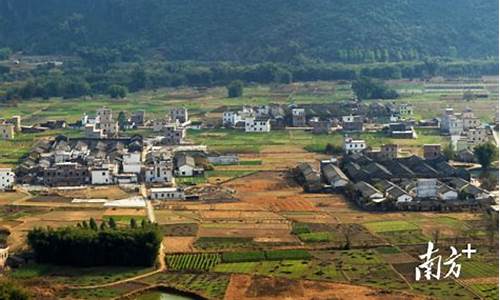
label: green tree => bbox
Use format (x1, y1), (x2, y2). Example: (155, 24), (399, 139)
(107, 84), (127, 98)
(100, 222), (107, 231)
(443, 142), (455, 160)
(474, 142), (498, 169)
(117, 111), (128, 130)
(89, 218), (98, 230)
(130, 218), (137, 229)
(227, 80), (244, 98)
(108, 217), (117, 229)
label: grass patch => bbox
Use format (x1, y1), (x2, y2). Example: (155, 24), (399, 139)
(412, 281), (477, 300)
(363, 220), (420, 233)
(265, 249), (311, 261)
(468, 283), (498, 299)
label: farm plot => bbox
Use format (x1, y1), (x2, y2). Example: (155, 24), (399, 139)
(198, 222), (296, 243)
(195, 237), (257, 251)
(343, 263), (409, 291)
(363, 220), (420, 233)
(411, 281), (477, 300)
(378, 230), (430, 245)
(292, 223), (385, 247)
(159, 223), (198, 236)
(166, 253), (221, 272)
(467, 283), (499, 299)
(460, 260), (499, 278)
(163, 237), (196, 253)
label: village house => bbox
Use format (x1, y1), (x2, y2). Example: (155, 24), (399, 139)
(355, 181), (385, 203)
(438, 183), (458, 201)
(162, 123), (186, 144)
(311, 119), (332, 134)
(122, 151), (142, 174)
(294, 163), (322, 192)
(341, 115), (364, 132)
(321, 163), (349, 188)
(43, 162), (91, 187)
(385, 122), (417, 139)
(0, 123), (15, 140)
(367, 144), (398, 161)
(144, 151), (174, 184)
(416, 178), (438, 198)
(149, 187), (185, 200)
(131, 110), (146, 126)
(245, 117), (271, 132)
(96, 107), (119, 137)
(292, 108), (306, 127)
(0, 168), (15, 191)
(170, 107), (189, 124)
(84, 124), (105, 138)
(343, 137), (366, 154)
(90, 164), (117, 185)
(423, 144), (442, 160)
(175, 154), (203, 177)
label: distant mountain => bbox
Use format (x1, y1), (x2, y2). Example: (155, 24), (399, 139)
(0, 0), (497, 63)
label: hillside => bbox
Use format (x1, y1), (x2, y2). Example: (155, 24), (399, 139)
(0, 0), (498, 63)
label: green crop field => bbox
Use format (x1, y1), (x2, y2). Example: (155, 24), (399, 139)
(222, 251), (266, 263)
(460, 260), (499, 278)
(468, 283), (499, 299)
(265, 249), (312, 261)
(166, 253), (221, 272)
(411, 281), (477, 300)
(364, 220), (420, 233)
(378, 230), (430, 245)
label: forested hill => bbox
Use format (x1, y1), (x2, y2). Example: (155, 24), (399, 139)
(0, 0), (497, 63)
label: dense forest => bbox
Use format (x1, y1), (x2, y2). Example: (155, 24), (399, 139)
(27, 218), (162, 267)
(0, 0), (498, 63)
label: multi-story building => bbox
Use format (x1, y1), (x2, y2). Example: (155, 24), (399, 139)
(163, 123), (186, 144)
(343, 138), (366, 154)
(43, 163), (90, 187)
(0, 124), (15, 140)
(90, 164), (117, 185)
(245, 117), (271, 132)
(131, 110), (146, 126)
(423, 144), (442, 160)
(170, 107), (188, 124)
(379, 144), (398, 160)
(96, 107), (119, 137)
(292, 108), (306, 127)
(122, 151), (142, 174)
(0, 168), (15, 191)
(145, 159), (173, 184)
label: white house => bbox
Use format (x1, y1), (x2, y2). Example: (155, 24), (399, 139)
(416, 179), (438, 198)
(0, 168), (15, 191)
(149, 187), (185, 200)
(245, 117), (271, 132)
(123, 152), (142, 174)
(91, 164), (117, 185)
(175, 155), (196, 177)
(343, 138), (366, 154)
(145, 161), (173, 184)
(222, 111), (239, 126)
(387, 185), (413, 203)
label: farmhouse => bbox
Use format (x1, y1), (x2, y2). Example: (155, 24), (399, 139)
(438, 184), (458, 201)
(423, 144), (442, 160)
(0, 123), (15, 140)
(163, 123), (186, 145)
(341, 115), (364, 132)
(175, 154), (203, 177)
(149, 187), (185, 200)
(294, 163), (322, 192)
(385, 122), (417, 139)
(90, 164), (117, 185)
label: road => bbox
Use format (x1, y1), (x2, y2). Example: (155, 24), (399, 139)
(141, 184), (156, 223)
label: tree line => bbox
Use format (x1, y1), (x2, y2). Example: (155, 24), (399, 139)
(2, 59), (497, 101)
(27, 218), (162, 267)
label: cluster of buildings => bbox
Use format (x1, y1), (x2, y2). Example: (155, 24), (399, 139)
(221, 102), (416, 137)
(440, 107), (490, 152)
(13, 133), (206, 200)
(294, 142), (492, 211)
(82, 107), (190, 145)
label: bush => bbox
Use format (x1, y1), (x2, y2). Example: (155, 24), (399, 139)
(107, 84), (127, 98)
(0, 279), (30, 300)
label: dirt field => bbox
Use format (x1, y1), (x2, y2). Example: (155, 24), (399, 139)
(224, 274), (424, 300)
(163, 237), (196, 253)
